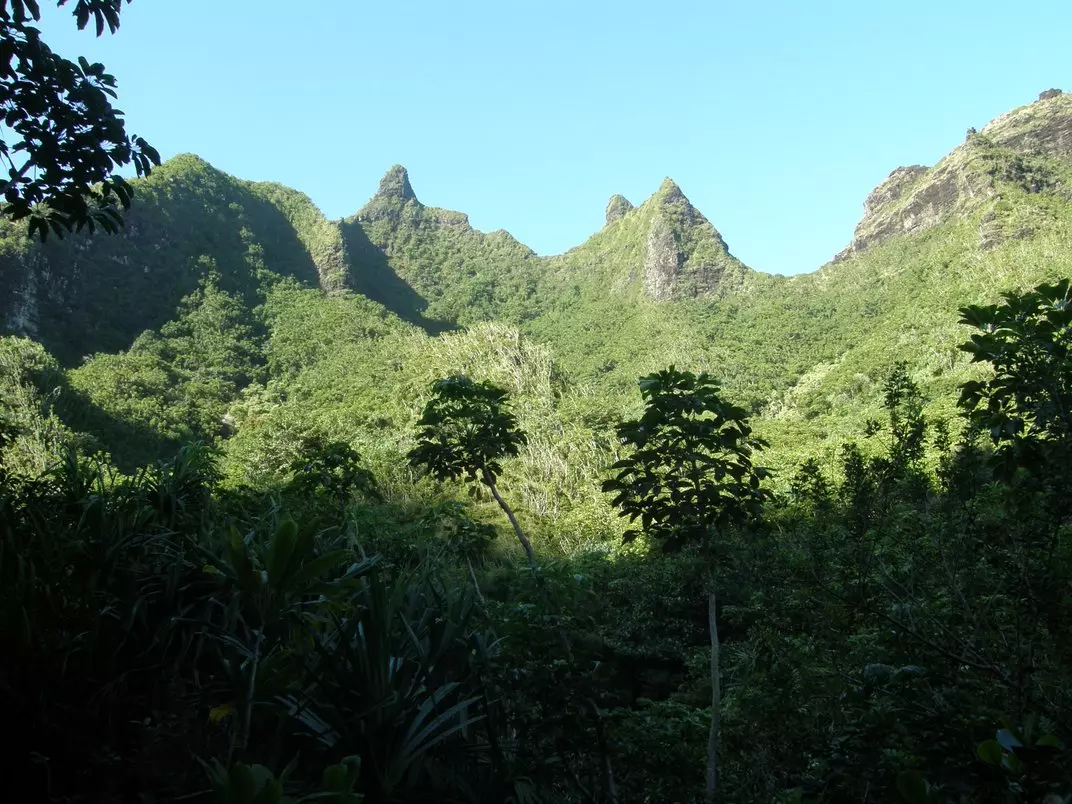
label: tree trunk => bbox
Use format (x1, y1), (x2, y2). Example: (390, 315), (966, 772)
(483, 470), (537, 574)
(706, 588), (720, 804)
(466, 555), (486, 606)
(480, 476), (619, 802)
(587, 698), (620, 804)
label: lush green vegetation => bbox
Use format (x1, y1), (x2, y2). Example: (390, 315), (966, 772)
(3, 91), (1072, 802)
(4, 271), (1072, 801)
(0, 0), (160, 238)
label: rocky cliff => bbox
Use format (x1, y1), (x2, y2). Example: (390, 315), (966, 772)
(835, 90), (1071, 261)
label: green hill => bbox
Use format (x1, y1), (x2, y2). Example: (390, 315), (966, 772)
(2, 89), (1072, 498)
(5, 88), (1072, 804)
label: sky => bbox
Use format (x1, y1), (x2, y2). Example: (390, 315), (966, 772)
(38, 0), (1072, 275)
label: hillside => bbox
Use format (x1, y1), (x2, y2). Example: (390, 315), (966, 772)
(5, 87), (1072, 804)
(1, 90), (1071, 477)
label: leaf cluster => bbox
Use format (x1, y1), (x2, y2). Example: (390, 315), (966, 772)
(602, 366), (771, 551)
(408, 375), (527, 486)
(959, 278), (1072, 460)
(0, 0), (158, 239)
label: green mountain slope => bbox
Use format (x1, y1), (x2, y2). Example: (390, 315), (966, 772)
(344, 165), (542, 329)
(0, 155), (341, 364)
(2, 89), (1071, 495)
(6, 86), (1072, 804)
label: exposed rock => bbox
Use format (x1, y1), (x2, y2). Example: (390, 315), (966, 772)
(634, 177), (748, 300)
(355, 165), (473, 229)
(643, 213), (682, 301)
(3, 264), (38, 336)
(862, 165), (930, 220)
(843, 160), (994, 258)
(831, 92), (1072, 263)
(605, 194), (634, 226)
(356, 165), (424, 224)
(834, 164), (935, 259)
(984, 91), (1072, 159)
(375, 164), (417, 203)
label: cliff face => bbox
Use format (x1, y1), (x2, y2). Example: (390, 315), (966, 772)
(3, 89), (1071, 364)
(643, 211), (683, 301)
(640, 179), (750, 301)
(834, 90), (1072, 262)
(574, 178), (755, 303)
(986, 89), (1072, 158)
(0, 155), (334, 363)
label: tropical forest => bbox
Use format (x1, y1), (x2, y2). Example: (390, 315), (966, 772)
(2, 2), (1072, 802)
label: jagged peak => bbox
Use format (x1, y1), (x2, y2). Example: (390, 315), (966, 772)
(647, 178), (707, 223)
(831, 89), (1072, 264)
(638, 175), (714, 235)
(605, 194), (634, 226)
(355, 164), (424, 223)
(656, 177), (685, 201)
(374, 164), (417, 203)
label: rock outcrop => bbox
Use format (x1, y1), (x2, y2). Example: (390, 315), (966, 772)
(376, 164), (417, 202)
(863, 165), (930, 220)
(837, 159), (991, 259)
(833, 91), (1072, 262)
(605, 194), (634, 226)
(643, 213), (682, 301)
(639, 178), (747, 301)
(986, 90), (1072, 159)
(356, 165), (469, 227)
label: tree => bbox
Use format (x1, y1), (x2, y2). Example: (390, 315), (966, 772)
(0, 0), (159, 239)
(602, 367), (771, 803)
(958, 278), (1072, 473)
(286, 435), (381, 507)
(408, 375), (536, 572)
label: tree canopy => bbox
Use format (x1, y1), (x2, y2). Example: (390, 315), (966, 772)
(602, 366), (771, 553)
(0, 0), (158, 239)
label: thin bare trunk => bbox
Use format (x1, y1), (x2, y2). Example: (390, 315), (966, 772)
(706, 588), (720, 804)
(483, 470), (537, 574)
(233, 625), (263, 765)
(466, 555), (486, 606)
(587, 698), (620, 804)
(479, 476), (619, 800)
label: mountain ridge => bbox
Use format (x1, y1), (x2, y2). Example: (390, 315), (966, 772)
(833, 89), (1072, 263)
(1, 89), (1071, 459)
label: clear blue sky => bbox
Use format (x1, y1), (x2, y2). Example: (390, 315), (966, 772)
(39, 0), (1070, 275)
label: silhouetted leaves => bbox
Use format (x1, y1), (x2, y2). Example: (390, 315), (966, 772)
(603, 366), (771, 553)
(0, 0), (158, 238)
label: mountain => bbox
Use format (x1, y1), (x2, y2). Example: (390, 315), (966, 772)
(1, 89), (1071, 473)
(837, 88), (1072, 259)
(6, 86), (1072, 804)
(0, 154), (339, 364)
(343, 164), (539, 329)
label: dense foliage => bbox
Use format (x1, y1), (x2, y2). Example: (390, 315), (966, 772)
(3, 274), (1072, 802)
(0, 0), (159, 238)
(3, 85), (1072, 803)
